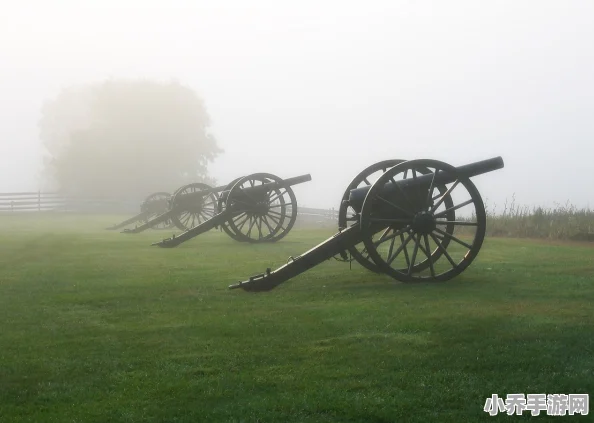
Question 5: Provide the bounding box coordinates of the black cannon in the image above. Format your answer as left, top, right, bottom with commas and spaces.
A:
106, 192, 174, 230
119, 181, 226, 234
151, 172, 312, 247
229, 157, 504, 292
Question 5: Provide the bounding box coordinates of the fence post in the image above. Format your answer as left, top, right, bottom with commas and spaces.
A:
38, 190, 41, 212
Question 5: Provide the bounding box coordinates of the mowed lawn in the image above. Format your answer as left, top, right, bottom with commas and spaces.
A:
0, 214, 593, 422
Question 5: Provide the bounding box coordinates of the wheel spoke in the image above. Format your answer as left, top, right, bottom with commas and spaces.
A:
430, 232, 457, 268
234, 213, 249, 228
434, 227, 472, 249
400, 233, 410, 268
410, 232, 431, 259
373, 225, 412, 247
261, 215, 275, 234
387, 231, 414, 265
423, 234, 435, 277
257, 217, 263, 239
434, 199, 474, 218
377, 227, 393, 243
238, 215, 251, 231
425, 170, 439, 210
407, 235, 420, 275
266, 212, 281, 226
431, 180, 460, 212
269, 203, 292, 209
246, 216, 257, 237
268, 189, 287, 205
386, 234, 396, 264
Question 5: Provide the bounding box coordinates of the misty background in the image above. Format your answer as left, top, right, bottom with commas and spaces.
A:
1, 0, 593, 210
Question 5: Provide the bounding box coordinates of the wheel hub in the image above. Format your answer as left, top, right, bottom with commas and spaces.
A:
252, 201, 270, 216
412, 211, 436, 235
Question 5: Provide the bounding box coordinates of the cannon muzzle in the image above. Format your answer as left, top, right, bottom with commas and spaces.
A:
348, 156, 504, 212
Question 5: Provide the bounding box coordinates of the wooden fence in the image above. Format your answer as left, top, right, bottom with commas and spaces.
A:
0, 191, 338, 221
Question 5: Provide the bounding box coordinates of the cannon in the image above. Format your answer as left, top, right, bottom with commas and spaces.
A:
229, 156, 504, 292
106, 191, 174, 230
118, 181, 225, 234
151, 172, 312, 247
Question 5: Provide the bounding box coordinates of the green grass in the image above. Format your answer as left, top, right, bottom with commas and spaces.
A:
0, 214, 593, 422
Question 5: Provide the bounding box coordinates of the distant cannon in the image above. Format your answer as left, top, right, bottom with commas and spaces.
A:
118, 181, 225, 234
106, 192, 173, 230
151, 173, 312, 247
229, 157, 504, 292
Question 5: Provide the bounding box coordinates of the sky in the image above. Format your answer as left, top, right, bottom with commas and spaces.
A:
1, 0, 593, 211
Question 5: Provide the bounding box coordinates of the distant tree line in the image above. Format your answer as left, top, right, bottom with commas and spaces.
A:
39, 78, 222, 198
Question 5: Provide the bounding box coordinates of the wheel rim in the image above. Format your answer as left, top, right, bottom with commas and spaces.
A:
140, 192, 173, 229
169, 183, 218, 231
339, 160, 454, 273
337, 160, 406, 271
360, 159, 486, 282
217, 177, 247, 242
221, 173, 298, 243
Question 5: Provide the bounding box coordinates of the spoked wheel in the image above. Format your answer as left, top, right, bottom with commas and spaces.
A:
338, 160, 455, 273
216, 177, 245, 240
140, 192, 174, 229
220, 173, 297, 243
169, 183, 218, 231
337, 159, 406, 271
360, 159, 486, 282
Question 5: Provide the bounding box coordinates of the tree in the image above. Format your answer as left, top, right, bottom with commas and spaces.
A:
39, 79, 222, 198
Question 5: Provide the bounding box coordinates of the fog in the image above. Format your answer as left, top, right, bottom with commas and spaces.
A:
2, 0, 593, 210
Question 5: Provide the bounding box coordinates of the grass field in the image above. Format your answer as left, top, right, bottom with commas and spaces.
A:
1, 214, 593, 422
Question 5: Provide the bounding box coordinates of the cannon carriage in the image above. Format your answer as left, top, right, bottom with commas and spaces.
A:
117, 181, 226, 234
230, 156, 504, 292
105, 191, 174, 230
151, 172, 311, 247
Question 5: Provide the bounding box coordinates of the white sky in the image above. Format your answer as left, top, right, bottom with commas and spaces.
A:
1, 0, 593, 210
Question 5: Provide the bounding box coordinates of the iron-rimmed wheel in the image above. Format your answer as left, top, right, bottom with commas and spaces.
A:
216, 177, 246, 241
360, 159, 486, 282
140, 192, 173, 229
169, 182, 218, 231
338, 160, 455, 273
337, 159, 406, 271
220, 173, 298, 243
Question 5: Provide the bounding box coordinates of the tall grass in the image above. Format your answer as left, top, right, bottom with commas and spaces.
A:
483, 194, 594, 240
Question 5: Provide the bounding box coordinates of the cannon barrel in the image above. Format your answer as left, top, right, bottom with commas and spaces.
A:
178, 174, 312, 205
173, 183, 228, 203
218, 174, 312, 202
348, 156, 504, 212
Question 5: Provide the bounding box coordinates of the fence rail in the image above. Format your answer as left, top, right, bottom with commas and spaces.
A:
0, 191, 338, 221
